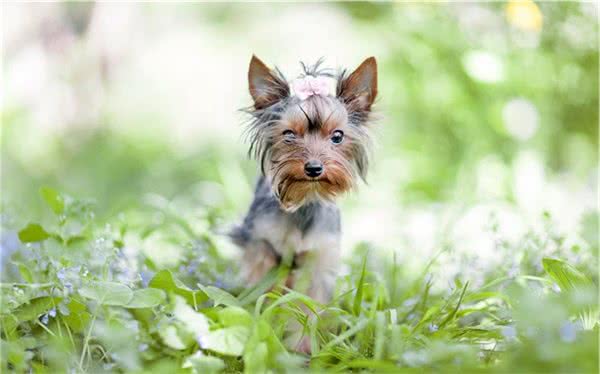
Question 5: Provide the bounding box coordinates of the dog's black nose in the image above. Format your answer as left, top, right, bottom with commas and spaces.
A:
304, 160, 323, 178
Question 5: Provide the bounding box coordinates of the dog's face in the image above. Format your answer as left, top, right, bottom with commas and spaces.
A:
246, 56, 377, 211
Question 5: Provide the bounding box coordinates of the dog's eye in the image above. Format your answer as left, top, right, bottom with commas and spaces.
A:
330, 130, 344, 144
282, 130, 296, 142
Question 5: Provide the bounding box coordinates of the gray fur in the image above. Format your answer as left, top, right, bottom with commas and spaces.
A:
229, 177, 341, 254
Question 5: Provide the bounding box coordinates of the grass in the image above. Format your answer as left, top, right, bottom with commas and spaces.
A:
0, 188, 598, 373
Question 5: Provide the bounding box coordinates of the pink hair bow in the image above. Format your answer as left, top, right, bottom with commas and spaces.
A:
291, 76, 333, 100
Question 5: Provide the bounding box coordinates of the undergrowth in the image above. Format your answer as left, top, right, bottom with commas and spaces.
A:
1, 188, 598, 373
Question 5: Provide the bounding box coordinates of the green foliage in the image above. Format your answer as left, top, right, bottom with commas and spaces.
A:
17, 224, 50, 243
542, 257, 593, 291
1, 191, 597, 373
39, 187, 64, 215
0, 2, 598, 373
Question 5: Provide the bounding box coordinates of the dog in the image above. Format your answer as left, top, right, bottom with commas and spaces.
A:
230, 55, 377, 352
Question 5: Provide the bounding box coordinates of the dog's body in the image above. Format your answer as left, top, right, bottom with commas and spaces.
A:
231, 175, 341, 301
231, 55, 378, 326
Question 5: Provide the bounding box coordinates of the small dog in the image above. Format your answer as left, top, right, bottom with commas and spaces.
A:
230, 55, 377, 345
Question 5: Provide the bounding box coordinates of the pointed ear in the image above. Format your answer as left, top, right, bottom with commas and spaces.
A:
248, 55, 289, 109
337, 57, 378, 112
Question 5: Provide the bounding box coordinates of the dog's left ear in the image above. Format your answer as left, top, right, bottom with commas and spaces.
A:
248, 55, 290, 110
337, 57, 378, 113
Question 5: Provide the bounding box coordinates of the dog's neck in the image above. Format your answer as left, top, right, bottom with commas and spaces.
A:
289, 201, 326, 234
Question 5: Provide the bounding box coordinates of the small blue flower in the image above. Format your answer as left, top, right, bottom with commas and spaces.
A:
139, 271, 153, 287
48, 308, 56, 317
213, 279, 225, 289
41, 314, 49, 325
502, 325, 517, 340
428, 323, 439, 333
56, 268, 66, 281
196, 334, 209, 349
552, 283, 561, 293
559, 321, 577, 343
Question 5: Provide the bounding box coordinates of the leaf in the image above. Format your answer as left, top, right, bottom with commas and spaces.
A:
237, 266, 289, 306
321, 318, 369, 351
243, 342, 268, 374
183, 351, 225, 374
542, 258, 592, 291
218, 307, 253, 328
172, 296, 210, 336
149, 270, 207, 307
61, 299, 91, 333
79, 281, 133, 306
438, 281, 469, 329
159, 325, 188, 350
0, 296, 62, 333
17, 264, 34, 283
39, 187, 64, 215
18, 223, 50, 243
353, 254, 368, 316
205, 326, 250, 356
259, 290, 318, 319
197, 284, 240, 307
243, 319, 288, 372
126, 288, 166, 309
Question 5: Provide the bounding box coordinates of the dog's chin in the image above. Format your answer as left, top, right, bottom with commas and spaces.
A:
276, 179, 342, 212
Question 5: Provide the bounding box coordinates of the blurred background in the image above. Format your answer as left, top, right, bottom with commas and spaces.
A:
2, 2, 598, 281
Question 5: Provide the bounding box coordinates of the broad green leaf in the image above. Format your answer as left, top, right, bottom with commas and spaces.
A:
0, 296, 62, 333
126, 288, 166, 309
353, 254, 368, 316
542, 258, 592, 291
242, 319, 288, 372
149, 270, 207, 306
79, 281, 133, 306
39, 187, 64, 215
218, 307, 253, 328
205, 326, 250, 356
197, 284, 240, 307
159, 325, 188, 350
17, 264, 33, 283
18, 223, 50, 243
61, 299, 90, 333
183, 351, 225, 374
243, 342, 268, 374
172, 296, 210, 336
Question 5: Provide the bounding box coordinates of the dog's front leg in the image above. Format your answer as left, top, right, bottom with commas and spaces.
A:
240, 239, 279, 286
287, 242, 341, 353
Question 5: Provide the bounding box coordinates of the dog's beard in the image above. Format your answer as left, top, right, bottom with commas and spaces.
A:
270, 160, 354, 212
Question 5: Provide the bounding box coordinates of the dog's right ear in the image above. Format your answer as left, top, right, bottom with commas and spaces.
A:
248, 55, 289, 109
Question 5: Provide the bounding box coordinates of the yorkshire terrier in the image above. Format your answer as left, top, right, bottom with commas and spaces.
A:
230, 55, 377, 351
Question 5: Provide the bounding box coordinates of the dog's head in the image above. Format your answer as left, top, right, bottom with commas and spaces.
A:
245, 56, 378, 211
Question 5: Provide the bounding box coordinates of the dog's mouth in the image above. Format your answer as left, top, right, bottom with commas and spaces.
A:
274, 176, 340, 212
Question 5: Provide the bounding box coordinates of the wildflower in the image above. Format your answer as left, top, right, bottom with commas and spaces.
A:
502, 325, 517, 340
559, 321, 577, 343
428, 323, 439, 333
56, 268, 66, 281
196, 334, 209, 349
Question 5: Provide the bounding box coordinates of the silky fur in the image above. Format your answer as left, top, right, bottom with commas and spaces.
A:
231, 55, 378, 353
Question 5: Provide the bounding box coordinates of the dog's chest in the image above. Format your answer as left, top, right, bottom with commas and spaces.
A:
251, 202, 341, 257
